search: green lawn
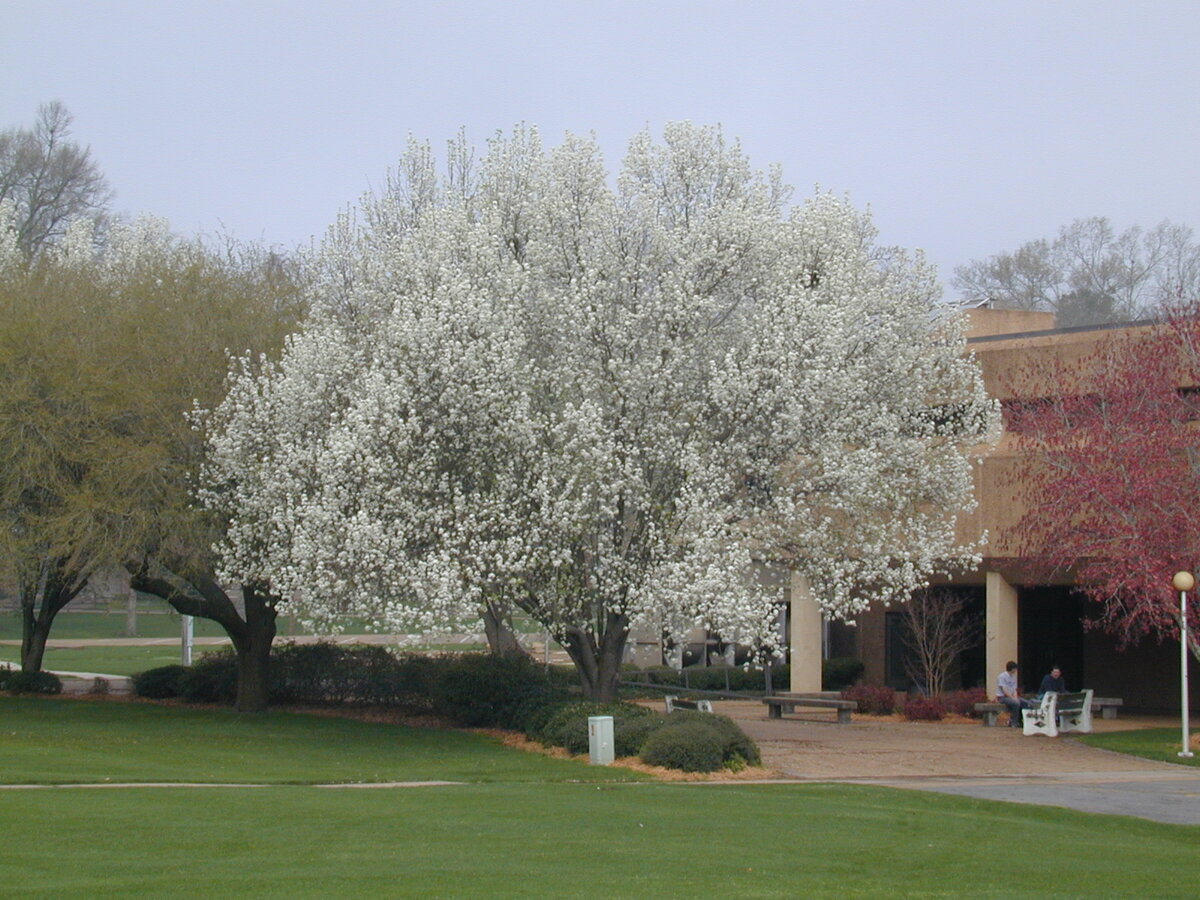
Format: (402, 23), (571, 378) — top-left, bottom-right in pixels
(0, 643), (227, 676)
(1077, 727), (1200, 767)
(1, 697), (1197, 898)
(1, 782), (1197, 898)
(0, 696), (638, 785)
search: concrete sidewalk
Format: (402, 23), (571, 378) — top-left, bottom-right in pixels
(855, 770), (1200, 825)
(715, 700), (1200, 825)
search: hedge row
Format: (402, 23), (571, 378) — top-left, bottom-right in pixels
(839, 684), (989, 720)
(131, 644), (761, 773)
(133, 644), (573, 727)
(625, 656), (862, 693)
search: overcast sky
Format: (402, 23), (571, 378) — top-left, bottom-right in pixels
(5, 1), (1197, 295)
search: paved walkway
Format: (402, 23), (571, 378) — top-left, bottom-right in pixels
(715, 700), (1200, 825)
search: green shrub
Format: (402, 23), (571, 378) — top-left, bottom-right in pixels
(903, 695), (947, 721)
(178, 651), (238, 704)
(132, 665), (189, 699)
(432, 652), (563, 728)
(626, 664), (786, 693)
(533, 700), (653, 751)
(841, 684), (898, 715)
(662, 709), (761, 766)
(822, 656), (865, 690)
(616, 714), (670, 757)
(0, 665), (13, 688)
(640, 720), (726, 772)
(5, 670), (63, 695)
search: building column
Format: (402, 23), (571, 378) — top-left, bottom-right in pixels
(985, 571), (1019, 694)
(789, 572), (823, 693)
(625, 621), (663, 668)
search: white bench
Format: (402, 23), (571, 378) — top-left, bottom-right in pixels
(976, 691), (1117, 727)
(1022, 690), (1094, 737)
(664, 695), (713, 713)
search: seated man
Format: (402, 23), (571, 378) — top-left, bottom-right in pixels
(1039, 665), (1066, 697)
(996, 660), (1032, 728)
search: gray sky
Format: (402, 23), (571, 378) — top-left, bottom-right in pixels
(5, 1), (1197, 293)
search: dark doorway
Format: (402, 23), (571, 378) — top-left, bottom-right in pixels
(884, 588), (985, 692)
(1018, 587), (1085, 694)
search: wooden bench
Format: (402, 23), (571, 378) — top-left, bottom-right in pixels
(762, 692), (857, 724)
(976, 689), (1116, 730)
(664, 695), (713, 714)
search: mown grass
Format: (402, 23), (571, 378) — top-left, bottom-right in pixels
(0, 643), (227, 676)
(1077, 727), (1200, 767)
(1, 782), (1196, 899)
(0, 696), (640, 785)
(1, 697), (1197, 898)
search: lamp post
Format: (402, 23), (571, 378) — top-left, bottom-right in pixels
(1171, 571), (1194, 759)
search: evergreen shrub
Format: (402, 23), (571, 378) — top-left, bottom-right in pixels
(431, 652), (563, 728)
(5, 670), (63, 695)
(178, 651), (238, 703)
(640, 720), (726, 772)
(822, 656), (865, 690)
(132, 664), (189, 699)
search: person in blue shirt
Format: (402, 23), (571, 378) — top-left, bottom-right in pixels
(1038, 665), (1066, 697)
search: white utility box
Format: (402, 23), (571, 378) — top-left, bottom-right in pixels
(588, 715), (614, 765)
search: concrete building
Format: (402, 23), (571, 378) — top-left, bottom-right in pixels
(839, 306), (1198, 712)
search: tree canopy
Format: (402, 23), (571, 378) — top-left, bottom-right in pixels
(954, 217), (1200, 327)
(0, 102), (113, 257)
(1006, 311), (1200, 661)
(0, 208), (302, 690)
(202, 124), (997, 700)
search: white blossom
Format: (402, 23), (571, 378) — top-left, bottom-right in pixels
(201, 123), (997, 695)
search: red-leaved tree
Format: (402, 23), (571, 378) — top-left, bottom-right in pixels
(1006, 309), (1200, 661)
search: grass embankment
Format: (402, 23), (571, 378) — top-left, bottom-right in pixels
(1078, 728), (1200, 767)
(0, 696), (638, 785)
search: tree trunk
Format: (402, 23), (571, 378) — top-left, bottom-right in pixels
(20, 610), (51, 673)
(128, 561), (279, 712)
(232, 587), (277, 713)
(19, 562), (85, 672)
(123, 587), (138, 637)
(482, 601), (521, 655)
(561, 612), (629, 702)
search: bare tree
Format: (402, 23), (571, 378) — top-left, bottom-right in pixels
(0, 102), (113, 256)
(954, 217), (1200, 327)
(901, 589), (980, 695)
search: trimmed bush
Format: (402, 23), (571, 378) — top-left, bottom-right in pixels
(943, 687), (988, 718)
(178, 652), (238, 704)
(662, 709), (761, 766)
(640, 720), (726, 772)
(903, 694), (947, 721)
(533, 700), (652, 752)
(431, 652), (564, 728)
(0, 666), (13, 688)
(841, 684), (899, 715)
(822, 656), (865, 690)
(6, 670), (63, 695)
(629, 664), (787, 693)
(132, 665), (189, 699)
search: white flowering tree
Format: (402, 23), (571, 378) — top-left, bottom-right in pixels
(203, 125), (996, 701)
